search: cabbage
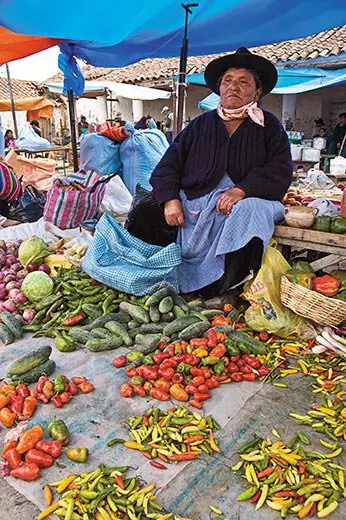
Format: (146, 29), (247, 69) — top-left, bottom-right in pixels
(22, 272), (54, 302)
(18, 236), (50, 267)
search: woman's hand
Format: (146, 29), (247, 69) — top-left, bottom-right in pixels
(216, 187), (245, 215)
(164, 199), (184, 227)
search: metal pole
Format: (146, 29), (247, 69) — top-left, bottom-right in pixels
(175, 3), (198, 137)
(5, 63), (18, 138)
(67, 89), (79, 172)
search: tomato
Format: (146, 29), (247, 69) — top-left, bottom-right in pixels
(154, 379), (171, 393)
(243, 373), (257, 381)
(159, 368), (175, 381)
(125, 367), (138, 378)
(171, 373), (184, 384)
(192, 376), (205, 387)
(185, 385), (197, 395)
(197, 384), (209, 393)
(228, 362), (239, 373)
(259, 331), (269, 342)
(230, 373), (243, 382)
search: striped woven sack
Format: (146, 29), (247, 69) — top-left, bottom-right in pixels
(43, 170), (108, 229)
(0, 159), (22, 202)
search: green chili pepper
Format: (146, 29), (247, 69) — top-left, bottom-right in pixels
(126, 351), (143, 363)
(107, 438), (125, 447)
(54, 375), (65, 394)
(176, 363), (191, 374)
(48, 419), (70, 445)
(214, 360), (225, 376)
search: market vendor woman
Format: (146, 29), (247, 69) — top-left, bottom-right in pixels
(128, 48), (293, 300)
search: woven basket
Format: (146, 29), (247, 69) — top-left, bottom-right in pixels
(280, 276), (346, 327)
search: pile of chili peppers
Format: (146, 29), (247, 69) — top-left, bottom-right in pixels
(233, 434), (344, 518)
(0, 383), (37, 428)
(32, 375), (94, 408)
(1, 424), (64, 481)
(38, 465), (188, 520)
(117, 329), (271, 408)
(108, 406), (221, 468)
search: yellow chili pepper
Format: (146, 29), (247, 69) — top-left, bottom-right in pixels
(57, 476), (77, 494)
(266, 500), (283, 511)
(208, 431), (221, 453)
(37, 503), (60, 520)
(255, 484), (269, 510)
(123, 441), (145, 450)
(298, 360), (309, 375)
(317, 501), (338, 518)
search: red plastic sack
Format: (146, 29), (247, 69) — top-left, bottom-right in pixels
(98, 123), (129, 143)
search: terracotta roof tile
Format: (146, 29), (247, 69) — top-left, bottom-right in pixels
(46, 25), (346, 85)
(0, 77), (42, 100)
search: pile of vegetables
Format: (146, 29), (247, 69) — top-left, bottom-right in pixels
(109, 406), (221, 468)
(6, 345), (56, 385)
(0, 310), (23, 345)
(116, 328), (270, 408)
(314, 327), (346, 358)
(31, 374), (94, 408)
(0, 383), (37, 427)
(314, 215), (346, 235)
(2, 422), (66, 481)
(232, 434), (344, 518)
(38, 465), (184, 520)
(286, 262), (346, 301)
(290, 395), (346, 441)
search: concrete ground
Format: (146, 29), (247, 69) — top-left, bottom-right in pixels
(0, 478), (39, 520)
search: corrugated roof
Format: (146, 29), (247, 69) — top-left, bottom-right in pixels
(0, 76), (42, 99)
(46, 25), (346, 85)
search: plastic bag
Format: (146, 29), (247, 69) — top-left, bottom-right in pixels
(307, 198), (339, 217)
(120, 128), (169, 194)
(242, 241), (315, 339)
(100, 175), (132, 224)
(16, 126), (51, 151)
(299, 169), (335, 190)
(80, 133), (121, 175)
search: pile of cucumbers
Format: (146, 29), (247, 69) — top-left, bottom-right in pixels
(6, 346), (55, 384)
(0, 311), (23, 346)
(62, 287), (221, 354)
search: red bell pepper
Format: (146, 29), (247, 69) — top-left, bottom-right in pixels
(15, 384), (30, 398)
(312, 274), (340, 297)
(20, 396), (37, 419)
(10, 463), (40, 481)
(3, 448), (23, 469)
(25, 449), (54, 468)
(35, 440), (62, 458)
(150, 388), (170, 401)
(152, 352), (170, 364)
(142, 366), (158, 381)
(10, 395), (25, 415)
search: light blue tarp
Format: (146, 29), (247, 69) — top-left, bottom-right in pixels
(195, 67), (346, 110)
(0, 1), (345, 68)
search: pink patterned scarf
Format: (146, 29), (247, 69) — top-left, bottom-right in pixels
(217, 101), (264, 127)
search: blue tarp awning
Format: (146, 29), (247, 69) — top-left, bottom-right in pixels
(195, 67), (346, 110)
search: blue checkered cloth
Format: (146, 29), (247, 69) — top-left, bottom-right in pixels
(177, 174), (284, 293)
(82, 213), (181, 296)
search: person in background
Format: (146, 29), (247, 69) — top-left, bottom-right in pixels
(314, 127), (327, 138)
(161, 106), (173, 143)
(328, 113), (346, 157)
(4, 130), (16, 151)
(134, 115), (156, 130)
(30, 120), (42, 137)
(78, 116), (89, 136)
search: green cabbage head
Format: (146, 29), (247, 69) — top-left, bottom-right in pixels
(22, 271), (54, 302)
(18, 236), (50, 267)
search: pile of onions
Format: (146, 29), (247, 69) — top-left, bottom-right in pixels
(313, 328), (346, 359)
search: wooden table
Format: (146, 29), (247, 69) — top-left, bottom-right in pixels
(273, 225), (346, 270)
(15, 146), (73, 175)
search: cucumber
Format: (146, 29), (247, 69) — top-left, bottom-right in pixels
(139, 323), (168, 333)
(81, 304), (102, 320)
(87, 312), (131, 330)
(158, 296), (174, 314)
(7, 346), (52, 377)
(0, 311), (22, 340)
(135, 333), (161, 350)
(228, 330), (266, 355)
(11, 359), (56, 384)
(187, 299), (203, 309)
(237, 343), (250, 354)
(201, 309), (225, 319)
(0, 324), (14, 345)
(68, 328), (91, 344)
(172, 293), (189, 312)
(163, 315), (201, 336)
(86, 336), (123, 352)
(178, 321), (210, 341)
(105, 321), (132, 346)
(146, 287), (171, 307)
(173, 305), (186, 319)
(190, 310), (208, 321)
(91, 328), (113, 340)
(119, 302), (150, 324)
(161, 312), (175, 322)
(133, 342), (160, 355)
(224, 339), (240, 356)
(129, 328), (142, 340)
(128, 320), (140, 330)
(149, 306), (161, 323)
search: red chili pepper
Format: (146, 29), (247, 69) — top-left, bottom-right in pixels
(207, 329), (218, 348)
(259, 331), (269, 342)
(152, 352), (170, 364)
(15, 384), (30, 398)
(247, 358), (260, 369)
(2, 440), (18, 459)
(10, 395), (25, 415)
(35, 440), (62, 458)
(120, 383), (134, 398)
(150, 388), (170, 401)
(63, 312), (86, 327)
(184, 355), (200, 366)
(167, 453), (198, 461)
(193, 392), (211, 402)
(205, 377), (219, 389)
(197, 384), (209, 394)
(142, 366), (159, 381)
(3, 448), (23, 469)
(143, 415), (149, 426)
(10, 463), (40, 481)
(257, 467), (274, 479)
(309, 502), (317, 517)
(79, 382), (95, 394)
(25, 449), (54, 469)
(36, 376), (48, 394)
(71, 377), (87, 385)
(275, 491), (297, 498)
(189, 367), (205, 377)
(68, 382), (79, 396)
(20, 396), (37, 419)
(37, 393), (49, 404)
(235, 323), (247, 329)
(113, 355), (127, 368)
(160, 358), (178, 370)
(251, 490), (262, 503)
(210, 345), (227, 357)
(133, 385), (146, 397)
(159, 368), (175, 381)
(158, 340), (168, 351)
(188, 399), (203, 409)
(114, 474), (125, 489)
(190, 338), (208, 347)
(171, 373), (184, 384)
(215, 375), (229, 382)
(142, 451), (152, 460)
(126, 367), (138, 378)
(258, 366), (270, 377)
(192, 376), (205, 387)
(243, 373), (257, 381)
(150, 461), (167, 470)
(228, 362), (239, 374)
(51, 395), (63, 408)
(157, 452), (168, 462)
(185, 385), (198, 395)
(60, 392), (72, 404)
(230, 373), (243, 382)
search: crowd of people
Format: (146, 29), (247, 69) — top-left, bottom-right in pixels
(313, 113), (346, 157)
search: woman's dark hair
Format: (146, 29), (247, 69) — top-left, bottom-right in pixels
(4, 130), (13, 137)
(30, 120), (39, 127)
(219, 67), (262, 90)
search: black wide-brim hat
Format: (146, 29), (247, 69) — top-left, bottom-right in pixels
(204, 47), (278, 96)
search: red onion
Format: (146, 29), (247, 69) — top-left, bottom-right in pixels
(16, 269), (28, 280)
(0, 301), (5, 311)
(38, 264), (51, 275)
(0, 288), (8, 300)
(23, 309), (35, 323)
(5, 255), (18, 267)
(0, 254), (6, 268)
(8, 288), (21, 299)
(26, 263), (38, 272)
(11, 262), (21, 273)
(4, 274), (15, 283)
(0, 272), (4, 281)
(14, 291), (27, 304)
(6, 281), (19, 291)
(3, 300), (17, 313)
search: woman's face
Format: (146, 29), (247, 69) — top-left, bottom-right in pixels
(6, 131), (13, 139)
(219, 67), (261, 109)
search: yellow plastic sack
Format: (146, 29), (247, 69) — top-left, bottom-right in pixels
(242, 241), (315, 339)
